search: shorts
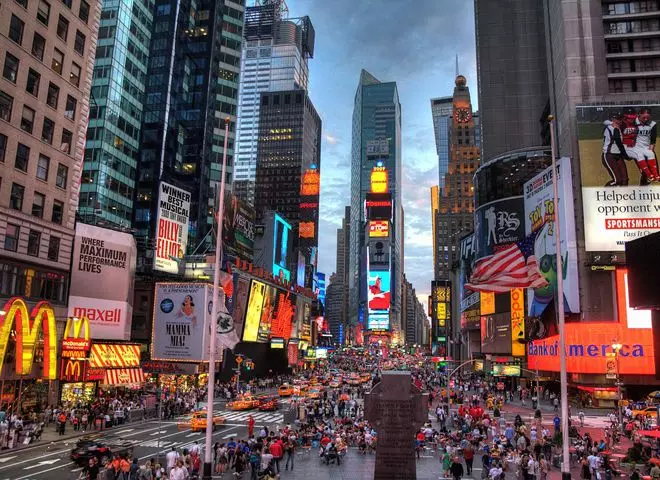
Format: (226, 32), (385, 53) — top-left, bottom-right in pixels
(628, 145), (656, 161)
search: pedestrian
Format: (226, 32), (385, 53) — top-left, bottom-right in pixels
(169, 460), (188, 480)
(247, 414), (255, 438)
(463, 442), (474, 475)
(284, 437), (295, 471)
(57, 412), (67, 436)
(449, 456), (464, 480)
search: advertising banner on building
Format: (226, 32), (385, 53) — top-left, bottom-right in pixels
(367, 270), (391, 330)
(523, 158), (580, 316)
(474, 197), (526, 260)
(480, 313), (512, 355)
(368, 220), (389, 238)
(151, 283), (210, 361)
(576, 105), (660, 252)
(232, 276), (250, 340)
(272, 214), (291, 281)
(89, 343), (141, 368)
(299, 166), (320, 247)
(510, 288), (525, 356)
(154, 182), (191, 273)
(257, 285), (277, 342)
(222, 192), (255, 261)
(459, 233), (479, 313)
(67, 223), (136, 340)
(243, 280), (265, 342)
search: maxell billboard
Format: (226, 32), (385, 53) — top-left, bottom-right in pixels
(155, 182), (191, 273)
(576, 105), (660, 251)
(67, 223), (136, 340)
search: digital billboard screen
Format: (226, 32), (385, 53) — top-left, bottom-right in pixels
(492, 364), (521, 377)
(368, 220), (389, 237)
(367, 270), (390, 330)
(257, 285), (277, 343)
(242, 280), (265, 342)
(480, 313), (512, 355)
(273, 214), (291, 280)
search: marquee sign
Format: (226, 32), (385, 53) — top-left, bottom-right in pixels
(89, 343), (141, 368)
(61, 316), (91, 358)
(0, 297), (57, 379)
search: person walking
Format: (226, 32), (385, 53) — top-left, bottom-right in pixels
(449, 456), (464, 480)
(463, 443), (474, 475)
(284, 437), (295, 471)
(247, 414), (255, 438)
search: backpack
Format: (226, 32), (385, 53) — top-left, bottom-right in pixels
(249, 453), (259, 466)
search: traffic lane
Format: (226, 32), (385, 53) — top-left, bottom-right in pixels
(2, 421), (247, 480)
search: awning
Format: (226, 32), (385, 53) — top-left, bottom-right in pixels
(103, 368), (145, 386)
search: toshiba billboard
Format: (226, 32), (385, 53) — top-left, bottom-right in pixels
(528, 268), (655, 375)
(67, 223), (137, 340)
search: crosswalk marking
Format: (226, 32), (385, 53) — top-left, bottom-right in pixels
(215, 410), (284, 424)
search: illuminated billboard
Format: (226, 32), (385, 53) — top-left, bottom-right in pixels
(368, 220), (389, 237)
(222, 192), (255, 261)
(576, 105), (660, 251)
(154, 182), (191, 273)
(257, 285), (277, 342)
(272, 214), (291, 281)
(242, 280), (266, 342)
(365, 193), (392, 220)
(480, 313), (512, 355)
(367, 270), (391, 330)
(370, 167), (388, 193)
(492, 364), (521, 377)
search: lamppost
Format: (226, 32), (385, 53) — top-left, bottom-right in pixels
(611, 341), (623, 429)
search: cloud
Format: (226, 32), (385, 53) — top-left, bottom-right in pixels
(325, 134), (338, 145)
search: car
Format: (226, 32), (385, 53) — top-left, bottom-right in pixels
(360, 373), (371, 384)
(346, 374), (361, 386)
(228, 395), (260, 411)
(178, 411), (226, 432)
(329, 379), (341, 388)
(258, 396), (279, 411)
(70, 436), (135, 467)
(278, 384), (294, 397)
(633, 406), (658, 419)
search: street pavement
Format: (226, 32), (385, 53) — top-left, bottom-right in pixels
(0, 397), (624, 479)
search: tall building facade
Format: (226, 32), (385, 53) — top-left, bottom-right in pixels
(253, 89), (321, 267)
(0, 0), (101, 312)
(78, 0), (153, 228)
(325, 273), (342, 342)
(349, 69), (403, 342)
(431, 96), (453, 192)
(133, 0), (244, 270)
(474, 0), (550, 160)
(233, 0), (314, 204)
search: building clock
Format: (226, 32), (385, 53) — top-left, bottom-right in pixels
(455, 107), (472, 123)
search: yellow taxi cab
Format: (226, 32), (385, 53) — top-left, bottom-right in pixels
(227, 394), (260, 411)
(328, 379), (341, 389)
(346, 374), (361, 386)
(278, 384), (294, 397)
(178, 411), (225, 432)
(360, 373), (371, 384)
(632, 406), (658, 419)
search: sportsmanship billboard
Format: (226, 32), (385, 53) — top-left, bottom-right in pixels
(474, 197), (526, 260)
(367, 270), (390, 330)
(222, 192), (255, 261)
(68, 223), (136, 340)
(152, 283), (211, 361)
(523, 158), (580, 316)
(154, 182), (191, 273)
(576, 105), (660, 252)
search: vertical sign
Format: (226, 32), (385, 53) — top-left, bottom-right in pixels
(480, 291), (495, 315)
(155, 182), (191, 273)
(510, 288), (525, 356)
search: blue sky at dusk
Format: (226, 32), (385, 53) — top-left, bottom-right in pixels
(287, 0), (478, 305)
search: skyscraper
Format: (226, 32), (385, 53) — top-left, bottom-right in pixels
(233, 0), (314, 204)
(0, 0), (100, 312)
(78, 0), (153, 227)
(133, 0), (244, 270)
(430, 96), (453, 192)
(349, 69), (403, 342)
(474, 0), (549, 160)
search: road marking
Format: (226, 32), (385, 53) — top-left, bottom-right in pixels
(222, 433), (235, 439)
(71, 467), (82, 472)
(23, 459), (60, 470)
(0, 457), (16, 464)
(185, 432), (198, 438)
(116, 429), (134, 434)
(150, 430), (168, 436)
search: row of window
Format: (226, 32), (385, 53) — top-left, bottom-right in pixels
(10, 2), (86, 54)
(4, 222), (60, 261)
(0, 260), (68, 304)
(8, 181), (65, 224)
(610, 77), (660, 92)
(603, 1), (659, 16)
(0, 135), (69, 186)
(607, 19), (660, 34)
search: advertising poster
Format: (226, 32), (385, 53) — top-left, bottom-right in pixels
(242, 280), (265, 342)
(474, 197), (526, 260)
(273, 214), (291, 280)
(510, 288), (525, 356)
(270, 290), (295, 340)
(222, 192), (255, 261)
(257, 285), (277, 342)
(480, 313), (512, 354)
(367, 270), (391, 330)
(152, 283), (209, 361)
(368, 220), (389, 237)
(67, 223), (136, 340)
(523, 158), (580, 316)
(154, 182), (191, 273)
(576, 105), (660, 251)
(231, 276), (250, 340)
(492, 364), (521, 377)
(459, 233), (479, 312)
(296, 252), (306, 288)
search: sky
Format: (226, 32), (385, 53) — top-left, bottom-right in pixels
(287, 0), (478, 306)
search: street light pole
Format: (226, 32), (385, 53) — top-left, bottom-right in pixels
(612, 342), (623, 429)
(548, 115), (571, 480)
(202, 117), (230, 480)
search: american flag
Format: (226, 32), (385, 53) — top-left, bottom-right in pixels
(465, 229), (549, 293)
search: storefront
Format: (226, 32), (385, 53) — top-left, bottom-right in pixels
(89, 344), (145, 392)
(59, 316), (93, 405)
(61, 382), (96, 404)
(142, 361), (199, 393)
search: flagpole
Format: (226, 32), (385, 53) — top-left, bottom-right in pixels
(202, 116), (230, 480)
(548, 114), (570, 480)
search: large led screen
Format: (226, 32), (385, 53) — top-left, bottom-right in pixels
(242, 280), (265, 342)
(367, 270), (391, 330)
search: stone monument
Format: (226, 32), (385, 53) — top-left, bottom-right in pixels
(364, 370), (428, 480)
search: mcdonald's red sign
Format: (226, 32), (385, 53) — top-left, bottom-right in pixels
(60, 358), (86, 382)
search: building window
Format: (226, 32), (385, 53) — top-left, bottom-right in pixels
(52, 49), (64, 75)
(60, 129), (72, 154)
(79, 0), (89, 22)
(61, 0), (72, 8)
(51, 199), (63, 223)
(64, 95), (76, 119)
(3, 53), (19, 83)
(74, 30), (85, 55)
(10, 183), (25, 210)
(69, 62), (80, 87)
(26, 69), (41, 98)
(9, 15), (25, 44)
(4, 224), (19, 251)
(32, 32), (46, 60)
(27, 230), (40, 256)
(56, 163), (68, 188)
(20, 105), (35, 134)
(57, 14), (70, 41)
(36, 154), (49, 180)
(0, 91), (12, 121)
(47, 236), (60, 260)
(32, 191), (45, 217)
(41, 117), (55, 144)
(14, 143), (29, 171)
(37, 0), (51, 25)
(0, 134), (6, 162)
(15, 0), (28, 7)
(46, 82), (59, 108)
